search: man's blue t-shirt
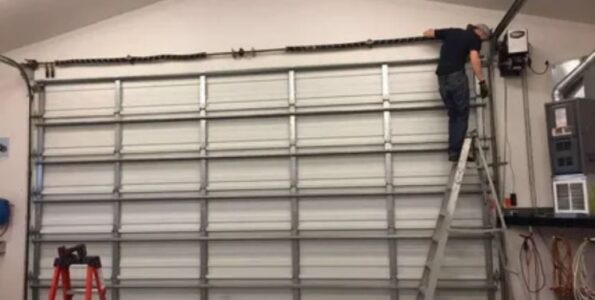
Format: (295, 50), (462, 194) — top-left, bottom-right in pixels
(435, 27), (482, 75)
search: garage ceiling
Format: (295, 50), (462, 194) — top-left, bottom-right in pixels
(0, 0), (163, 53)
(428, 0), (595, 25)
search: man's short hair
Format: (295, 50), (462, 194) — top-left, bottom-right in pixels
(474, 24), (491, 38)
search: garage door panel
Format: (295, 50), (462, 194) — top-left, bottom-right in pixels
(299, 155), (384, 188)
(296, 68), (381, 107)
(394, 195), (483, 229)
(121, 201), (201, 232)
(41, 203), (112, 234)
(398, 291), (488, 300)
(302, 290), (390, 300)
(391, 110), (477, 145)
(387, 64), (441, 104)
(393, 153), (449, 187)
(39, 242), (112, 280)
(436, 291), (489, 300)
(210, 289), (292, 300)
(208, 117), (289, 150)
(209, 199), (290, 231)
(119, 289), (196, 300)
(397, 240), (486, 280)
(40, 289), (113, 300)
(120, 241), (200, 279)
(207, 74), (288, 111)
(122, 121), (200, 154)
(298, 113), (383, 147)
(122, 79), (200, 115)
(389, 66), (438, 95)
(300, 197), (386, 230)
(43, 164), (114, 195)
(45, 125), (115, 156)
(208, 241), (291, 279)
(300, 240), (388, 279)
(45, 83), (115, 118)
(32, 62), (494, 299)
(391, 110), (447, 144)
(393, 153), (480, 187)
(209, 158), (289, 190)
(121, 161), (201, 193)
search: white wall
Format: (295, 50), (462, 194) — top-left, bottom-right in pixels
(0, 67), (30, 300)
(1, 0), (595, 299)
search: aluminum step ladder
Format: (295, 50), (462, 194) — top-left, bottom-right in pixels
(416, 134), (507, 300)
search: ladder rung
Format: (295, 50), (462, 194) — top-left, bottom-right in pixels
(449, 227), (504, 234)
(67, 289), (85, 295)
(67, 288), (102, 294)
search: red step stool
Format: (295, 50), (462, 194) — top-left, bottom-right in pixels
(48, 244), (106, 300)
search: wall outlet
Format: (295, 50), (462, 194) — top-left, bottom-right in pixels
(0, 138), (8, 158)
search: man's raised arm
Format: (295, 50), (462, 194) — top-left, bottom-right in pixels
(470, 50), (488, 98)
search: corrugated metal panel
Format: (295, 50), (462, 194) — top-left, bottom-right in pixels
(208, 241), (292, 279)
(395, 195), (483, 229)
(121, 161), (201, 193)
(298, 113), (383, 149)
(397, 240), (486, 280)
(41, 203), (112, 234)
(209, 199), (291, 231)
(121, 201), (201, 232)
(122, 121), (200, 153)
(44, 83), (115, 118)
(302, 290), (389, 300)
(300, 197), (386, 230)
(207, 74), (288, 111)
(301, 240), (389, 279)
(43, 164), (114, 194)
(122, 79), (200, 114)
(208, 117), (289, 151)
(120, 241), (201, 279)
(299, 155), (385, 188)
(389, 65), (439, 103)
(209, 158), (290, 190)
(45, 125), (115, 156)
(296, 68), (381, 107)
(210, 289), (292, 300)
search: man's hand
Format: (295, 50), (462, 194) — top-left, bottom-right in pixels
(423, 29), (435, 38)
(479, 80), (489, 98)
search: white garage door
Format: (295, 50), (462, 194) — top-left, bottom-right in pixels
(29, 61), (497, 300)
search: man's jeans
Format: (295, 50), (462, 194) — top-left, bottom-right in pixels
(438, 71), (470, 157)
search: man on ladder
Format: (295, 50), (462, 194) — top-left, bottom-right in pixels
(420, 23), (506, 300)
(423, 24), (491, 161)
